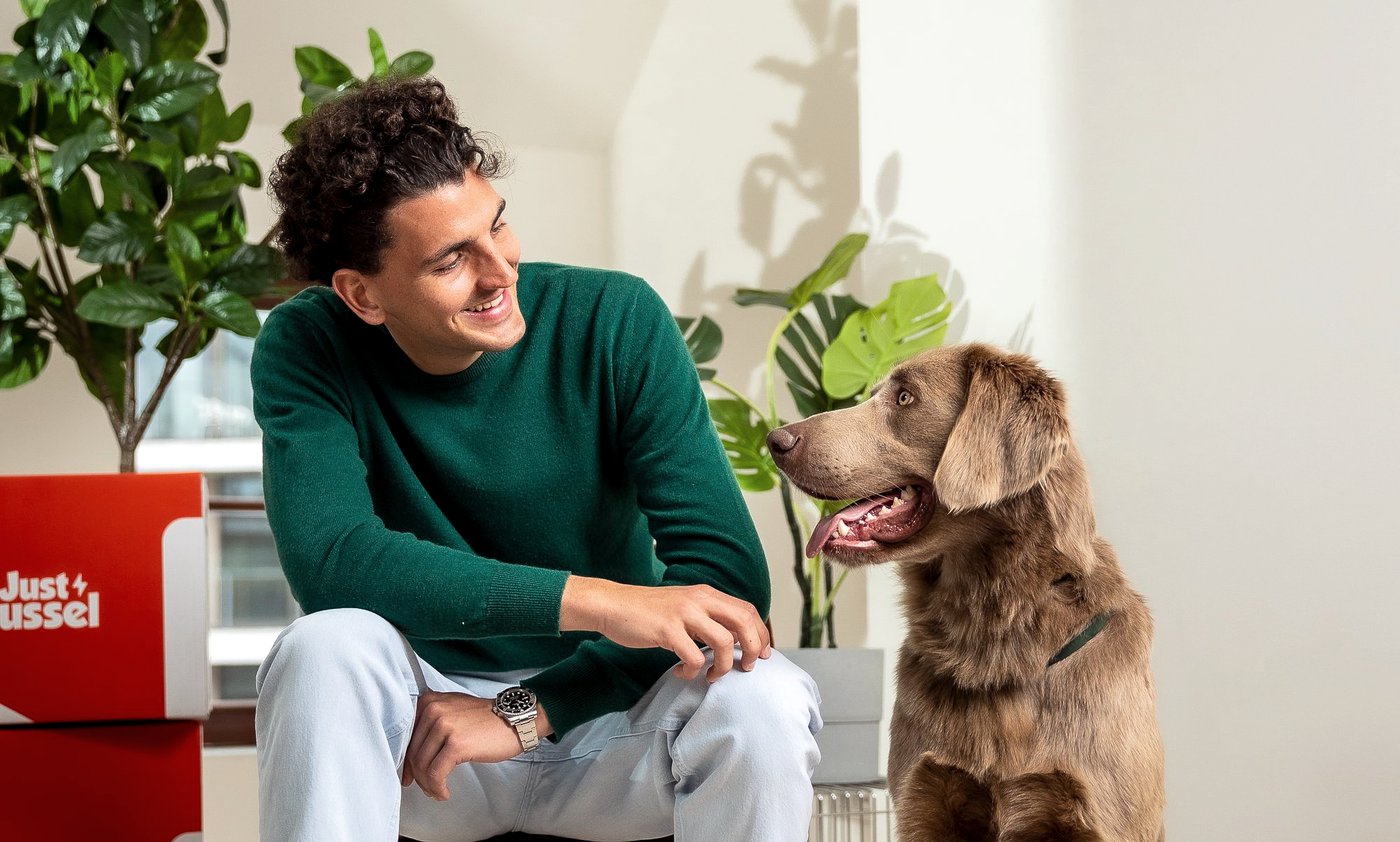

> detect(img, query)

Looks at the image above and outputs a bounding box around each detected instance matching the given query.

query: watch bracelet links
[514,717,540,752]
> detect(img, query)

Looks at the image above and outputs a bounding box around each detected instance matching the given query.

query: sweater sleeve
[251,301,570,640]
[523,281,771,738]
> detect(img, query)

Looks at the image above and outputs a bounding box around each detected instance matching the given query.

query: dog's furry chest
[893,643,1048,780]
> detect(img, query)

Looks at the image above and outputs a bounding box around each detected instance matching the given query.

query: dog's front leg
[895,753,995,842]
[992,770,1104,842]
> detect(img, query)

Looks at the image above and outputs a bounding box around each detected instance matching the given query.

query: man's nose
[477,247,517,289]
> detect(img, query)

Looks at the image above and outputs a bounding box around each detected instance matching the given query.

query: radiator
[809,783,896,842]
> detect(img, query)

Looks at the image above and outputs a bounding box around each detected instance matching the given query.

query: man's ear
[331,268,385,325]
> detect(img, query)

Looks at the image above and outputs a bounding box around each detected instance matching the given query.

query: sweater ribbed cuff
[484,565,570,637]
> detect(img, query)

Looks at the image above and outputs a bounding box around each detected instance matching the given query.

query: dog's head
[768,343,1073,566]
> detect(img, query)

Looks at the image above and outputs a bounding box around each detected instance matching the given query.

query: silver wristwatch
[492,686,540,753]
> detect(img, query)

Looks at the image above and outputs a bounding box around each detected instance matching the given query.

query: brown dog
[769,343,1164,842]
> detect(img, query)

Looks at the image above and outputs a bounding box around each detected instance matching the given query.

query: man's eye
[434,255,462,274]
[491,221,508,236]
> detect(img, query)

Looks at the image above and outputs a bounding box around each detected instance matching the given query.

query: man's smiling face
[332,169,525,375]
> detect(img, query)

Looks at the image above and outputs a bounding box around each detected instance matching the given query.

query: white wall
[613,0,863,649]
[860,1,1400,838]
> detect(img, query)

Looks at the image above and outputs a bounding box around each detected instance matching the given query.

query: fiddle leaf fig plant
[0,0,283,471]
[282,28,435,144]
[678,233,954,647]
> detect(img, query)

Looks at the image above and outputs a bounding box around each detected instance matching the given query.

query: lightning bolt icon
[73,574,87,596]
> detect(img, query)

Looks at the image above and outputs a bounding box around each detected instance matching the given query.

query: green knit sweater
[250,263,769,738]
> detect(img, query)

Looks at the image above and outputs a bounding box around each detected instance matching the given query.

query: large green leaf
[0,324,50,388]
[95,0,151,73]
[170,163,237,230]
[675,315,721,381]
[51,128,111,189]
[822,273,951,399]
[208,243,283,295]
[0,261,27,321]
[33,0,94,71]
[0,195,37,251]
[732,288,791,309]
[93,51,128,103]
[77,210,158,263]
[787,233,868,309]
[223,149,259,187]
[207,0,228,65]
[163,219,201,261]
[368,28,389,76]
[294,46,353,88]
[75,279,174,326]
[88,154,159,213]
[2,49,46,85]
[388,51,433,77]
[54,175,98,246]
[778,293,866,418]
[154,0,207,63]
[199,288,258,336]
[128,60,218,121]
[223,101,250,143]
[707,397,777,492]
[183,87,227,156]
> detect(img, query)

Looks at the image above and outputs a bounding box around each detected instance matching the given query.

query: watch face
[496,687,535,716]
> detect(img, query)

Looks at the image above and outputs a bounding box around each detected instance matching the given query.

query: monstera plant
[0,0,283,471]
[678,234,953,647]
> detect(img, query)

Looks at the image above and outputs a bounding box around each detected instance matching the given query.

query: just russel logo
[0,570,101,631]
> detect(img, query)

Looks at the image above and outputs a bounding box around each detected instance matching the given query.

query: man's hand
[561,577,773,683]
[399,690,553,801]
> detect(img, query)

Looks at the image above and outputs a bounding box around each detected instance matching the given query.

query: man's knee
[707,650,823,740]
[256,607,408,695]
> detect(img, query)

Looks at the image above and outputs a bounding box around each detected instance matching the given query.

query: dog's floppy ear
[933,345,1071,512]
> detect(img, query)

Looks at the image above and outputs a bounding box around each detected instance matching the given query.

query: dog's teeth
[900,486,915,500]
[891,497,906,508]
[836,521,851,537]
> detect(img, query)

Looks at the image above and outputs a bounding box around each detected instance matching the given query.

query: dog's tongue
[805,496,890,557]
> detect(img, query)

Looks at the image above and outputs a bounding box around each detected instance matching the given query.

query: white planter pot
[783,647,884,785]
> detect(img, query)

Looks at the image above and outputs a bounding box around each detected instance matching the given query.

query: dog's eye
[897,389,915,406]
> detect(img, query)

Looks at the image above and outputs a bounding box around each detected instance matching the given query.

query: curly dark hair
[269,76,509,284]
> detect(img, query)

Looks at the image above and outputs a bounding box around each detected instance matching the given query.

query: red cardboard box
[0,473,210,725]
[0,719,203,840]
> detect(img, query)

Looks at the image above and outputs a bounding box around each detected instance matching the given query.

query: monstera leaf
[822,273,951,399]
[676,315,721,381]
[776,293,866,418]
[708,398,778,492]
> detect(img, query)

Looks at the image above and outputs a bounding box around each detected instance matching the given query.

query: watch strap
[512,716,540,753]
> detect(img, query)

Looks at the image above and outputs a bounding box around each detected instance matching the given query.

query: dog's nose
[767,427,802,456]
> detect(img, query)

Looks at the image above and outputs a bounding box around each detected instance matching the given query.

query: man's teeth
[466,293,504,312]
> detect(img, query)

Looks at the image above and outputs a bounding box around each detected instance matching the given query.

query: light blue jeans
[255,608,823,841]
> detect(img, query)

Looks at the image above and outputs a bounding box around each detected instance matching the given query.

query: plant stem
[763,308,802,424]
[779,475,818,648]
[22,129,120,432]
[130,321,196,447]
[709,377,766,423]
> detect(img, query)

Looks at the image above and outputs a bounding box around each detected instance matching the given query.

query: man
[252,76,822,842]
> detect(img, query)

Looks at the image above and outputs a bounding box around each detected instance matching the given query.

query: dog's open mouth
[805,484,933,558]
